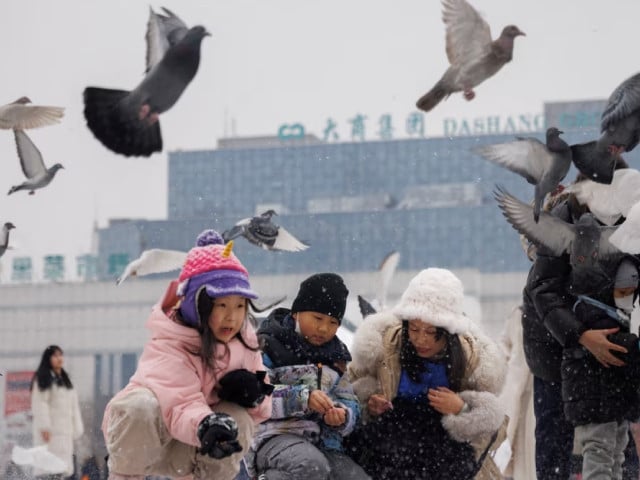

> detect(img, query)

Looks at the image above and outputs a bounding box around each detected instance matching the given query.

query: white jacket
[31,380,84,476]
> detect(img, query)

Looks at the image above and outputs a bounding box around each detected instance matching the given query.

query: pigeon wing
[357,295,378,319]
[601,73,640,133]
[0,103,64,130]
[566,168,640,225]
[474,138,551,184]
[377,251,400,309]
[116,249,186,285]
[609,202,640,254]
[271,226,309,252]
[14,130,46,179]
[494,186,575,255]
[145,7,189,72]
[443,0,492,67]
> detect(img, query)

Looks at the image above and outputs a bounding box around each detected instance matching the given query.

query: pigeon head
[571,213,603,268]
[500,25,525,38]
[50,164,65,173]
[13,96,32,105]
[546,126,570,152]
[185,26,211,43]
[3,222,15,230]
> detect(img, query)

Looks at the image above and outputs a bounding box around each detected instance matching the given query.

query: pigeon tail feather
[83,87,162,157]
[416,80,449,113]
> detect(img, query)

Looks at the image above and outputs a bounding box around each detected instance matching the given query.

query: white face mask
[615,295,635,314]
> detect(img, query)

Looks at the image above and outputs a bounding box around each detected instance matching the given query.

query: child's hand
[367,394,393,416]
[41,430,51,443]
[308,389,334,414]
[428,387,464,415]
[323,407,346,427]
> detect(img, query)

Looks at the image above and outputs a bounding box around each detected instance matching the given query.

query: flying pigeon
[222,210,309,252]
[8,130,64,195]
[474,127,572,222]
[0,222,15,258]
[564,168,640,226]
[0,97,64,130]
[83,7,210,157]
[494,186,623,268]
[416,0,524,113]
[116,248,187,285]
[598,72,640,156]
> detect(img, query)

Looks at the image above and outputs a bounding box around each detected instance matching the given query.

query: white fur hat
[392,268,472,334]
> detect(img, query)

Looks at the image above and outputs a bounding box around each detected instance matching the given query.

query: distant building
[95,99,632,280]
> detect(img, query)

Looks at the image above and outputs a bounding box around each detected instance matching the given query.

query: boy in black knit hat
[248,273,370,479]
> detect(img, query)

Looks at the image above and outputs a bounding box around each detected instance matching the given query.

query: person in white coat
[497,305,536,480]
[31,345,84,479]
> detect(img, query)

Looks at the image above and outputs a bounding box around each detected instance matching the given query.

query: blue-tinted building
[96,99,638,279]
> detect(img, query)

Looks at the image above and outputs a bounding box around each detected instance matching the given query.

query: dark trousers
[534,376,575,480]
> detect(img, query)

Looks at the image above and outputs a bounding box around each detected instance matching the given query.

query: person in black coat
[521,165,637,480]
[562,255,640,480]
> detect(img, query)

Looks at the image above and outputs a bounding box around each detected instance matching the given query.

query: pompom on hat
[177,229,257,327]
[392,268,472,334]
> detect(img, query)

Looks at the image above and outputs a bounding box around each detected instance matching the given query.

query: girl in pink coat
[103,230,273,480]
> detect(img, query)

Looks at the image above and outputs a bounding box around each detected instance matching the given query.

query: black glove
[218,369,275,408]
[197,413,243,459]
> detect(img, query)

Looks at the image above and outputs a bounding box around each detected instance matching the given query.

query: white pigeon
[222,210,309,252]
[0,97,64,130]
[12,445,66,474]
[8,130,64,195]
[564,168,640,226]
[609,202,640,253]
[0,222,15,258]
[116,248,187,285]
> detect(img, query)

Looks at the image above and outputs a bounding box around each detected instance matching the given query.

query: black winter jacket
[257,308,351,372]
[522,202,587,382]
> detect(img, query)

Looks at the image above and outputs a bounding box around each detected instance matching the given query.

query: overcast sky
[0,0,639,281]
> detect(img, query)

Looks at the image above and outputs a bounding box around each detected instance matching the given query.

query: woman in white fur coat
[31,345,84,479]
[346,268,507,480]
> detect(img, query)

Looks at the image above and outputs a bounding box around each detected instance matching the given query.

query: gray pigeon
[8,130,63,195]
[474,127,571,222]
[222,210,309,252]
[0,222,15,258]
[83,7,210,157]
[494,186,621,268]
[598,72,640,156]
[416,0,524,112]
[0,97,64,130]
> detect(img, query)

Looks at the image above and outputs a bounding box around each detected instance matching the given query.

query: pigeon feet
[138,105,159,125]
[608,144,626,156]
[463,89,476,101]
[138,104,151,120]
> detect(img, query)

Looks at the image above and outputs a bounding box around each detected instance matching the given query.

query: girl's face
[208,295,246,343]
[407,320,446,359]
[49,350,64,372]
[294,311,340,346]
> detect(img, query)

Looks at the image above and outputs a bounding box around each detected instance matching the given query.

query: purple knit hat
[177,230,258,327]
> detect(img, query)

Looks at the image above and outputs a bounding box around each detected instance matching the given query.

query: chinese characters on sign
[279,112,427,142]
